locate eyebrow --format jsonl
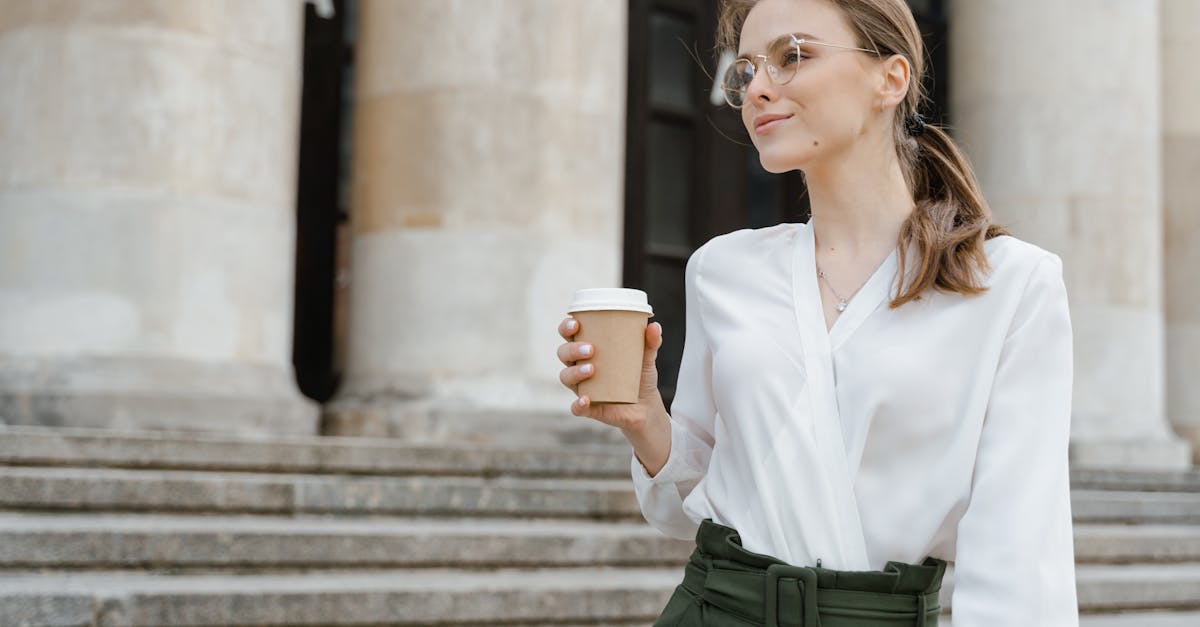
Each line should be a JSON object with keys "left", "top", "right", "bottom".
{"left": 737, "top": 32, "right": 825, "bottom": 57}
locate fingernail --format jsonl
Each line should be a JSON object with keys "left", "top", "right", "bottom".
{"left": 566, "top": 319, "right": 577, "bottom": 330}
{"left": 578, "top": 344, "right": 592, "bottom": 356}
{"left": 580, "top": 363, "right": 593, "bottom": 374}
{"left": 577, "top": 397, "right": 586, "bottom": 407}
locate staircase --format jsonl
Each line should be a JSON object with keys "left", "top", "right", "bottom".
{"left": 1070, "top": 469, "right": 1200, "bottom": 625}
{"left": 0, "top": 425, "right": 1197, "bottom": 626}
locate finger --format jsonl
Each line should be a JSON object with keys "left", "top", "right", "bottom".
{"left": 644, "top": 323, "right": 663, "bottom": 360}
{"left": 570, "top": 394, "right": 594, "bottom": 417}
{"left": 646, "top": 322, "right": 663, "bottom": 349}
{"left": 558, "top": 317, "right": 579, "bottom": 340}
{"left": 559, "top": 362, "right": 595, "bottom": 389}
{"left": 572, "top": 396, "right": 623, "bottom": 430}
{"left": 556, "top": 341, "right": 594, "bottom": 366}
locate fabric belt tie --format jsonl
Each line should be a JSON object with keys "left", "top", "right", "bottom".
{"left": 762, "top": 563, "right": 820, "bottom": 627}
{"left": 695, "top": 563, "right": 815, "bottom": 627}
{"left": 695, "top": 564, "right": 941, "bottom": 626}
{"left": 683, "top": 519, "right": 947, "bottom": 627}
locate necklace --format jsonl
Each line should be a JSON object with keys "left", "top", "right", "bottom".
{"left": 816, "top": 264, "right": 854, "bottom": 313}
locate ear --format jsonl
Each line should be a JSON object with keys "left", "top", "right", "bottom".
{"left": 878, "top": 53, "right": 911, "bottom": 108}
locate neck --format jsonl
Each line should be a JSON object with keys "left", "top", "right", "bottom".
{"left": 803, "top": 137, "right": 915, "bottom": 258}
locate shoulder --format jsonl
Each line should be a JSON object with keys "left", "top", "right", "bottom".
{"left": 687, "top": 223, "right": 797, "bottom": 275}
{"left": 978, "top": 236, "right": 1071, "bottom": 335}
{"left": 981, "top": 234, "right": 1065, "bottom": 293}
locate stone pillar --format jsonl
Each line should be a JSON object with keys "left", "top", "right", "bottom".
{"left": 325, "top": 0, "right": 627, "bottom": 444}
{"left": 949, "top": 0, "right": 1190, "bottom": 468}
{"left": 1163, "top": 0, "right": 1200, "bottom": 462}
{"left": 0, "top": 1, "right": 318, "bottom": 434}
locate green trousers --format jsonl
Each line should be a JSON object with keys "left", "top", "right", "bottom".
{"left": 654, "top": 519, "right": 946, "bottom": 627}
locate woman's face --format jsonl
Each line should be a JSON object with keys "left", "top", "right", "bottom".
{"left": 737, "top": 0, "right": 882, "bottom": 173}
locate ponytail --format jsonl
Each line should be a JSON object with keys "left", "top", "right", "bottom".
{"left": 890, "top": 120, "right": 1010, "bottom": 308}
{"left": 849, "top": 0, "right": 1011, "bottom": 308}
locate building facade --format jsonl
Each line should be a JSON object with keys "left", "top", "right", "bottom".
{"left": 1, "top": 0, "right": 1196, "bottom": 468}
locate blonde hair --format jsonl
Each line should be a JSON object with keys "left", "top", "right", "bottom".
{"left": 718, "top": 0, "right": 1010, "bottom": 307}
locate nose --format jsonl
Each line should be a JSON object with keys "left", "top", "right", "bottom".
{"left": 743, "top": 62, "right": 777, "bottom": 106}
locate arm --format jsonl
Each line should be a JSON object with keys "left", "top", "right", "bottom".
{"left": 630, "top": 244, "right": 718, "bottom": 539}
{"left": 951, "top": 254, "right": 1079, "bottom": 626}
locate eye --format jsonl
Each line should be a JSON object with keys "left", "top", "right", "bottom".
{"left": 776, "top": 49, "right": 807, "bottom": 69}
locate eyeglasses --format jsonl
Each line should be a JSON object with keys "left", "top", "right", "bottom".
{"left": 721, "top": 33, "right": 877, "bottom": 108}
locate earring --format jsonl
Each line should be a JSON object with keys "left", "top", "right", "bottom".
{"left": 879, "top": 97, "right": 885, "bottom": 112}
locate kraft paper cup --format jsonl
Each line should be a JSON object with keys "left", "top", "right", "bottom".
{"left": 567, "top": 288, "right": 654, "bottom": 404}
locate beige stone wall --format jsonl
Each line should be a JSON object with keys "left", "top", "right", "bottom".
{"left": 1162, "top": 0, "right": 1200, "bottom": 461}
{"left": 0, "top": 0, "right": 316, "bottom": 433}
{"left": 326, "top": 0, "right": 627, "bottom": 439}
{"left": 950, "top": 0, "right": 1190, "bottom": 467}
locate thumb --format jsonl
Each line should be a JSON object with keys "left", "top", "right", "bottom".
{"left": 641, "top": 322, "right": 663, "bottom": 376}
{"left": 638, "top": 321, "right": 667, "bottom": 396}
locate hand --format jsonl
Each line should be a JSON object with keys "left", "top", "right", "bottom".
{"left": 556, "top": 317, "right": 672, "bottom": 444}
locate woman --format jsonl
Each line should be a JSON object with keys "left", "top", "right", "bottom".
{"left": 556, "top": 0, "right": 1078, "bottom": 624}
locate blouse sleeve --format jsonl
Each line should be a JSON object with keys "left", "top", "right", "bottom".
{"left": 630, "top": 243, "right": 718, "bottom": 539}
{"left": 951, "top": 253, "right": 1079, "bottom": 626}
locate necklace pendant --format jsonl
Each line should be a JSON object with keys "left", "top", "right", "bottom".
{"left": 836, "top": 299, "right": 848, "bottom": 313}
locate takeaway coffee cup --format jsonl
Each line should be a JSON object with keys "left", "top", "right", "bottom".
{"left": 567, "top": 288, "right": 654, "bottom": 404}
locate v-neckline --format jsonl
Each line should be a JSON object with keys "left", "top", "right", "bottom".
{"left": 793, "top": 222, "right": 900, "bottom": 352}
{"left": 783, "top": 220, "right": 884, "bottom": 570}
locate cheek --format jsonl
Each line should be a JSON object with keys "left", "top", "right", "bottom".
{"left": 793, "top": 94, "right": 866, "bottom": 141}
{"left": 787, "top": 69, "right": 868, "bottom": 121}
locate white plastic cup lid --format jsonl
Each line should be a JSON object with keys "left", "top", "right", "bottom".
{"left": 568, "top": 288, "right": 653, "bottom": 315}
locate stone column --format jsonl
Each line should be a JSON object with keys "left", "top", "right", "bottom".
{"left": 0, "top": 1, "right": 317, "bottom": 434}
{"left": 1163, "top": 0, "right": 1200, "bottom": 462}
{"left": 949, "top": 0, "right": 1190, "bottom": 468}
{"left": 324, "top": 0, "right": 627, "bottom": 444}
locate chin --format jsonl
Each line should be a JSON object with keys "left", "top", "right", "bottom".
{"left": 756, "top": 145, "right": 810, "bottom": 174}
{"left": 759, "top": 159, "right": 791, "bottom": 174}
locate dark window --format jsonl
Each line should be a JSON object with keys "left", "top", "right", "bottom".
{"left": 625, "top": 0, "right": 948, "bottom": 408}
{"left": 293, "top": 0, "right": 357, "bottom": 403}
{"left": 912, "top": 0, "right": 949, "bottom": 125}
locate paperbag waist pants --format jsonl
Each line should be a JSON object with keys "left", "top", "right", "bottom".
{"left": 654, "top": 519, "right": 947, "bottom": 627}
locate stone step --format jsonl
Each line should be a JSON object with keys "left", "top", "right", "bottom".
{"left": 0, "top": 466, "right": 641, "bottom": 518}
{"left": 1079, "top": 611, "right": 1200, "bottom": 626}
{"left": 6, "top": 425, "right": 1200, "bottom": 492}
{"left": 5, "top": 465, "right": 1200, "bottom": 524}
{"left": 1074, "top": 524, "right": 1200, "bottom": 563}
{"left": 938, "top": 563, "right": 1200, "bottom": 614}
{"left": 1076, "top": 563, "right": 1200, "bottom": 610}
{"left": 952, "top": 611, "right": 1200, "bottom": 627}
{"left": 938, "top": 563, "right": 1200, "bottom": 616}
{"left": 1072, "top": 490, "right": 1200, "bottom": 523}
{"left": 0, "top": 513, "right": 693, "bottom": 570}
{"left": 0, "top": 425, "right": 630, "bottom": 478}
{"left": 2, "top": 563, "right": 1197, "bottom": 626}
{"left": 952, "top": 612, "right": 1200, "bottom": 627}
{"left": 0, "top": 567, "right": 680, "bottom": 626}
{"left": 2, "top": 511, "right": 1195, "bottom": 571}
{"left": 1071, "top": 469, "right": 1200, "bottom": 493}
{"left": 955, "top": 610, "right": 1200, "bottom": 624}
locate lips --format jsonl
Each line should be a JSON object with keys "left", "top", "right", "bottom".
{"left": 753, "top": 113, "right": 793, "bottom": 134}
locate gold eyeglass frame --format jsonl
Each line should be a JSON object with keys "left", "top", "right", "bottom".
{"left": 723, "top": 33, "right": 878, "bottom": 108}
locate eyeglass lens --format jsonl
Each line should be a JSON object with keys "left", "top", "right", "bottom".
{"left": 722, "top": 34, "right": 801, "bottom": 108}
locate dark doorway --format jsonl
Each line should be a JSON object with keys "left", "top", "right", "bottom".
{"left": 293, "top": 0, "right": 357, "bottom": 403}
{"left": 624, "top": 0, "right": 949, "bottom": 408}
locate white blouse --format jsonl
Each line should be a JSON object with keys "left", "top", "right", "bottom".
{"left": 631, "top": 221, "right": 1079, "bottom": 626}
